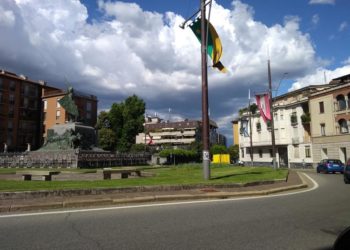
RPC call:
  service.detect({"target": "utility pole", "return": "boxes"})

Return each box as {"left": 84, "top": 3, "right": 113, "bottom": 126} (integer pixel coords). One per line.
{"left": 268, "top": 60, "right": 277, "bottom": 169}
{"left": 201, "top": 0, "right": 210, "bottom": 180}
{"left": 248, "top": 90, "right": 253, "bottom": 166}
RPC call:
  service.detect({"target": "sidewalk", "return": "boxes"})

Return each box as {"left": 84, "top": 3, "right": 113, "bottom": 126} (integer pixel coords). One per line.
{"left": 0, "top": 170, "right": 309, "bottom": 213}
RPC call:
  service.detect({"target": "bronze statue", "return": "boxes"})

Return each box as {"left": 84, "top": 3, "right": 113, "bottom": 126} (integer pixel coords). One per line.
{"left": 58, "top": 87, "right": 79, "bottom": 122}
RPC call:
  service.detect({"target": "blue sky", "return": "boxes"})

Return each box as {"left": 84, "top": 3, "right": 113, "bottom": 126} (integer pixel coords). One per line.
{"left": 0, "top": 0, "right": 349, "bottom": 144}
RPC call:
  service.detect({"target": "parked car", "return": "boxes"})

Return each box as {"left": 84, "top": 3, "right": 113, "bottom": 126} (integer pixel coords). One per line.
{"left": 344, "top": 159, "right": 350, "bottom": 184}
{"left": 316, "top": 159, "right": 344, "bottom": 174}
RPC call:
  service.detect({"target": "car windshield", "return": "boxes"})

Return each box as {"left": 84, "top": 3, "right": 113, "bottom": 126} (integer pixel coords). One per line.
{"left": 328, "top": 160, "right": 342, "bottom": 164}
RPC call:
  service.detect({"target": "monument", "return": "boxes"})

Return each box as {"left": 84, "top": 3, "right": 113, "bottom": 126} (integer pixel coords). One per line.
{"left": 0, "top": 87, "right": 151, "bottom": 168}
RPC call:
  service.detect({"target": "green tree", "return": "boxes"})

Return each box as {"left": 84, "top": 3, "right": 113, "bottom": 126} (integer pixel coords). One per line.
{"left": 228, "top": 144, "right": 239, "bottom": 161}
{"left": 210, "top": 144, "right": 228, "bottom": 155}
{"left": 98, "top": 128, "right": 117, "bottom": 150}
{"left": 96, "top": 111, "right": 110, "bottom": 129}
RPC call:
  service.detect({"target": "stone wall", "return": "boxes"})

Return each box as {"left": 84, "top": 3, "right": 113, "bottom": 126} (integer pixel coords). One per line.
{"left": 0, "top": 151, "right": 151, "bottom": 168}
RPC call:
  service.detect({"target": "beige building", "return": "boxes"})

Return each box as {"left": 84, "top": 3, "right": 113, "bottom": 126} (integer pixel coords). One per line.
{"left": 136, "top": 116, "right": 224, "bottom": 148}
{"left": 309, "top": 75, "right": 350, "bottom": 164}
{"left": 238, "top": 85, "right": 330, "bottom": 167}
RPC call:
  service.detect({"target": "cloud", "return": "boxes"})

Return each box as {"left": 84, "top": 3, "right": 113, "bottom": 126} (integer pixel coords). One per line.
{"left": 339, "top": 21, "right": 348, "bottom": 32}
{"left": 309, "top": 0, "right": 335, "bottom": 4}
{"left": 0, "top": 0, "right": 331, "bottom": 144}
{"left": 311, "top": 14, "right": 319, "bottom": 25}
{"left": 289, "top": 63, "right": 350, "bottom": 91}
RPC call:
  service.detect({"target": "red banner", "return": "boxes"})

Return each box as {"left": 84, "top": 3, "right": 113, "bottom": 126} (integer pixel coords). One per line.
{"left": 256, "top": 93, "right": 271, "bottom": 123}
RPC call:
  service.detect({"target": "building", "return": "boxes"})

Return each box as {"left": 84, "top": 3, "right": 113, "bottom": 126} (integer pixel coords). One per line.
{"left": 309, "top": 75, "right": 350, "bottom": 164}
{"left": 0, "top": 69, "right": 98, "bottom": 152}
{"left": 231, "top": 119, "right": 239, "bottom": 145}
{"left": 135, "top": 116, "right": 223, "bottom": 148}
{"left": 0, "top": 70, "right": 45, "bottom": 151}
{"left": 238, "top": 85, "right": 331, "bottom": 167}
{"left": 42, "top": 87, "right": 98, "bottom": 140}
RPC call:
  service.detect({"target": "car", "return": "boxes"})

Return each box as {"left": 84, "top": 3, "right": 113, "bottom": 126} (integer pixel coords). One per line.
{"left": 344, "top": 159, "right": 350, "bottom": 184}
{"left": 316, "top": 159, "right": 344, "bottom": 174}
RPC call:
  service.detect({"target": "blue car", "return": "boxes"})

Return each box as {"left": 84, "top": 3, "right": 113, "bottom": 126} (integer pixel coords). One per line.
{"left": 344, "top": 159, "right": 350, "bottom": 184}
{"left": 316, "top": 159, "right": 344, "bottom": 174}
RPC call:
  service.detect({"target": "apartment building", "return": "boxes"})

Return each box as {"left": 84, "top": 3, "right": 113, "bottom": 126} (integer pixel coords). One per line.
{"left": 135, "top": 116, "right": 223, "bottom": 148}
{"left": 238, "top": 85, "right": 330, "bottom": 167}
{"left": 309, "top": 75, "right": 350, "bottom": 164}
{"left": 0, "top": 70, "right": 45, "bottom": 151}
{"left": 42, "top": 87, "right": 98, "bottom": 139}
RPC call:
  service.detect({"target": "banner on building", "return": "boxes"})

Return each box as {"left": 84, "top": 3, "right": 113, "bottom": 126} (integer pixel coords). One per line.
{"left": 256, "top": 93, "right": 271, "bottom": 123}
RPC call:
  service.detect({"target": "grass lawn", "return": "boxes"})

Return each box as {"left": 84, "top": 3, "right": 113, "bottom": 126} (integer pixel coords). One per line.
{"left": 0, "top": 164, "right": 288, "bottom": 192}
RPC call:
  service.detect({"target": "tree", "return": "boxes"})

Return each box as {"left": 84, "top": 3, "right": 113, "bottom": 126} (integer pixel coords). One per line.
{"left": 96, "top": 111, "right": 110, "bottom": 129}
{"left": 109, "top": 95, "right": 145, "bottom": 152}
{"left": 98, "top": 128, "right": 117, "bottom": 151}
{"left": 228, "top": 145, "right": 239, "bottom": 161}
{"left": 210, "top": 144, "right": 228, "bottom": 155}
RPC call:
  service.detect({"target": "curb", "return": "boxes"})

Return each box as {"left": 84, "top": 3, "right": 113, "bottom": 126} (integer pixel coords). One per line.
{"left": 0, "top": 173, "right": 310, "bottom": 213}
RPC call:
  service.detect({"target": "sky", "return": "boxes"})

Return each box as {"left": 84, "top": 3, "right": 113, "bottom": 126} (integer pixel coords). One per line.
{"left": 0, "top": 0, "right": 349, "bottom": 145}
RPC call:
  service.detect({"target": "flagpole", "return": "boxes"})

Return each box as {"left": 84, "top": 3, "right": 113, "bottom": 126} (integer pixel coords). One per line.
{"left": 201, "top": 0, "right": 210, "bottom": 180}
{"left": 268, "top": 60, "right": 277, "bottom": 169}
{"left": 248, "top": 90, "right": 253, "bottom": 166}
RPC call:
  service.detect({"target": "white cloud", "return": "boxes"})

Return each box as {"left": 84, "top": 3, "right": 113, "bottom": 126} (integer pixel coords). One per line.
{"left": 0, "top": 0, "right": 339, "bottom": 143}
{"left": 312, "top": 14, "right": 319, "bottom": 25}
{"left": 309, "top": 0, "right": 335, "bottom": 4}
{"left": 339, "top": 21, "right": 348, "bottom": 32}
{"left": 289, "top": 64, "right": 350, "bottom": 91}
{"left": 0, "top": 5, "right": 15, "bottom": 27}
{"left": 342, "top": 57, "right": 350, "bottom": 65}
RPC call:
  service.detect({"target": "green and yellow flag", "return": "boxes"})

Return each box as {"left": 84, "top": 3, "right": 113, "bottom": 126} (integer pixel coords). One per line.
{"left": 190, "top": 18, "right": 227, "bottom": 73}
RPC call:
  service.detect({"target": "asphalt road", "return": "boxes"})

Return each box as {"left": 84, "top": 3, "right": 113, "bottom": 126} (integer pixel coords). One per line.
{"left": 0, "top": 172, "right": 349, "bottom": 250}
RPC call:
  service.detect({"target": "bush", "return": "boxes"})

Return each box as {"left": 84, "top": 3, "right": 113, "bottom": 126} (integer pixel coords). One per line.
{"left": 159, "top": 149, "right": 199, "bottom": 164}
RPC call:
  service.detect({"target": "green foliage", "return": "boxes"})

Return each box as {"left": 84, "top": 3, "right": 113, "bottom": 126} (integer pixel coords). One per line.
{"left": 239, "top": 103, "right": 258, "bottom": 115}
{"left": 228, "top": 145, "right": 239, "bottom": 160}
{"left": 159, "top": 149, "right": 199, "bottom": 164}
{"left": 96, "top": 111, "right": 110, "bottom": 129}
{"left": 130, "top": 143, "right": 147, "bottom": 153}
{"left": 210, "top": 144, "right": 228, "bottom": 155}
{"left": 98, "top": 128, "right": 117, "bottom": 151}
{"left": 301, "top": 113, "right": 311, "bottom": 124}
{"left": 97, "top": 95, "right": 146, "bottom": 152}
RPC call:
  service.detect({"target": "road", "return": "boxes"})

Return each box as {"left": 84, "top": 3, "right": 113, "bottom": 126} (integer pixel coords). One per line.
{"left": 0, "top": 172, "right": 349, "bottom": 250}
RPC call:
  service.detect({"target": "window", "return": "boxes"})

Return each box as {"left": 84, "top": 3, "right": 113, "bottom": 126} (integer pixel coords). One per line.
{"left": 57, "top": 98, "right": 61, "bottom": 108}
{"left": 320, "top": 123, "right": 326, "bottom": 136}
{"left": 241, "top": 148, "right": 244, "bottom": 158}
{"left": 259, "top": 149, "right": 263, "bottom": 158}
{"left": 9, "top": 81, "right": 16, "bottom": 91}
{"left": 294, "top": 145, "right": 299, "bottom": 158}
{"left": 269, "top": 149, "right": 273, "bottom": 157}
{"left": 86, "top": 112, "right": 91, "bottom": 120}
{"left": 43, "top": 100, "right": 47, "bottom": 110}
{"left": 9, "top": 94, "right": 15, "bottom": 104}
{"left": 305, "top": 146, "right": 311, "bottom": 158}
{"left": 339, "top": 119, "right": 349, "bottom": 133}
{"left": 319, "top": 101, "right": 324, "bottom": 113}
{"left": 280, "top": 110, "right": 284, "bottom": 120}
{"left": 86, "top": 101, "right": 92, "bottom": 111}
{"left": 56, "top": 110, "right": 60, "bottom": 120}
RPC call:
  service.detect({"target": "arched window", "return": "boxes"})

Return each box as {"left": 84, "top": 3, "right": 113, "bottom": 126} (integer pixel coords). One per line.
{"left": 336, "top": 95, "right": 346, "bottom": 111}
{"left": 338, "top": 119, "right": 349, "bottom": 133}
